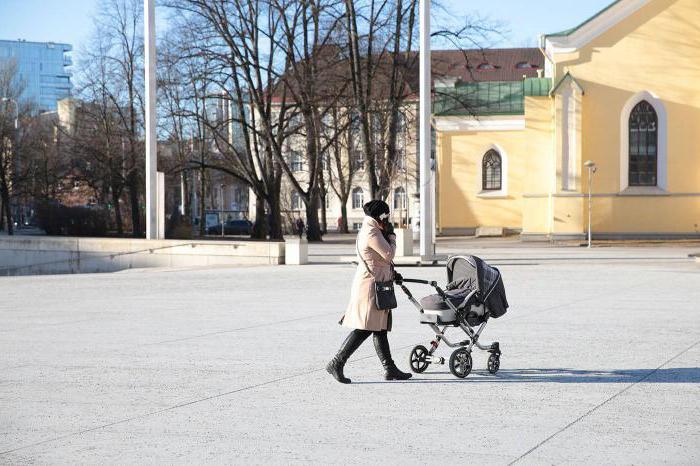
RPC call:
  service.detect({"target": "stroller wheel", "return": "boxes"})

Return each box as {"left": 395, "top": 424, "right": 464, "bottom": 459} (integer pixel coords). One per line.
{"left": 487, "top": 353, "right": 500, "bottom": 374}
{"left": 449, "top": 348, "right": 472, "bottom": 378}
{"left": 409, "top": 345, "right": 430, "bottom": 373}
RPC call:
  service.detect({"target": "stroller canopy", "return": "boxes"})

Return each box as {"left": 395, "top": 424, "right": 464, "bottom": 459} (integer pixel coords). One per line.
{"left": 446, "top": 255, "right": 509, "bottom": 318}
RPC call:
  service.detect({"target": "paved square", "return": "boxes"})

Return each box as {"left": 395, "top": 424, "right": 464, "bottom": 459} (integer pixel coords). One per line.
{"left": 1, "top": 245, "right": 699, "bottom": 464}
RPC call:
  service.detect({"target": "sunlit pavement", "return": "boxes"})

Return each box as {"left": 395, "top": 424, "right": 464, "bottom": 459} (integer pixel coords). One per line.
{"left": 1, "top": 246, "right": 699, "bottom": 464}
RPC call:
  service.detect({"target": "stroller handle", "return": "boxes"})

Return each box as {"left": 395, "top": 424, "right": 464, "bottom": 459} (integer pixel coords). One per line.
{"left": 397, "top": 278, "right": 447, "bottom": 300}
{"left": 400, "top": 278, "right": 435, "bottom": 286}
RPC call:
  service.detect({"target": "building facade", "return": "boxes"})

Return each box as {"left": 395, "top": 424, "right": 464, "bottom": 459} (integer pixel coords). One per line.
{"left": 436, "top": 0, "right": 700, "bottom": 239}
{"left": 0, "top": 39, "right": 72, "bottom": 112}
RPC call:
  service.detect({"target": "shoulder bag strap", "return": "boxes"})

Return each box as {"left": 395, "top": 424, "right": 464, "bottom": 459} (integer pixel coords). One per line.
{"left": 356, "top": 237, "right": 374, "bottom": 277}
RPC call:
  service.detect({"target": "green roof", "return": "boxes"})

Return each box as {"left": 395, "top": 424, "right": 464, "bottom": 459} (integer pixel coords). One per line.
{"left": 545, "top": 0, "right": 621, "bottom": 37}
{"left": 433, "top": 78, "right": 551, "bottom": 117}
{"left": 524, "top": 78, "right": 551, "bottom": 96}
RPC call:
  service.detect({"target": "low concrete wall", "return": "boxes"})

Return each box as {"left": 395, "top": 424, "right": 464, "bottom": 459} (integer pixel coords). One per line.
{"left": 0, "top": 236, "right": 285, "bottom": 276}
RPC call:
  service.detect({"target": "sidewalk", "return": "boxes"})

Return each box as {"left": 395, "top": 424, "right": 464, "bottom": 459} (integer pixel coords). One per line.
{"left": 1, "top": 256, "right": 699, "bottom": 463}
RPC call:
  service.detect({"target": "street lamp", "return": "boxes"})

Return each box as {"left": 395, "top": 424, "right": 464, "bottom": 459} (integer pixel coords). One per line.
{"left": 220, "top": 183, "right": 226, "bottom": 238}
{"left": 584, "top": 160, "right": 597, "bottom": 248}
{"left": 1, "top": 97, "right": 18, "bottom": 129}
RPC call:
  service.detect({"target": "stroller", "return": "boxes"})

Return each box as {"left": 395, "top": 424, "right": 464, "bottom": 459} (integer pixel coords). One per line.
{"left": 396, "top": 255, "right": 509, "bottom": 378}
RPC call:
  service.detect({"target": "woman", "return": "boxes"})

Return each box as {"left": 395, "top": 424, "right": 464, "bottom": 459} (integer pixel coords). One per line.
{"left": 326, "top": 200, "right": 412, "bottom": 384}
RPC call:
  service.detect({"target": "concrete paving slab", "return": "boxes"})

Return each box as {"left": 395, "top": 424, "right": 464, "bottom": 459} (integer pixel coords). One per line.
{"left": 0, "top": 250, "right": 698, "bottom": 464}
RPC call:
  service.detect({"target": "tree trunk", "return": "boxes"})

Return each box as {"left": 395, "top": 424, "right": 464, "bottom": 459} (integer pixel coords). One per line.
{"left": 304, "top": 188, "right": 322, "bottom": 242}
{"left": 0, "top": 183, "right": 13, "bottom": 235}
{"left": 112, "top": 187, "right": 123, "bottom": 236}
{"left": 127, "top": 171, "right": 141, "bottom": 238}
{"left": 339, "top": 202, "right": 349, "bottom": 234}
{"left": 252, "top": 195, "right": 267, "bottom": 239}
{"left": 198, "top": 167, "right": 206, "bottom": 236}
{"left": 267, "top": 190, "right": 283, "bottom": 241}
{"left": 320, "top": 195, "right": 327, "bottom": 234}
{"left": 0, "top": 196, "right": 4, "bottom": 231}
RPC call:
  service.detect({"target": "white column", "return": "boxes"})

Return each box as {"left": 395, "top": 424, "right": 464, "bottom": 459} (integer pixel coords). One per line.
{"left": 157, "top": 171, "right": 165, "bottom": 239}
{"left": 419, "top": 0, "right": 434, "bottom": 260}
{"left": 144, "top": 0, "right": 160, "bottom": 239}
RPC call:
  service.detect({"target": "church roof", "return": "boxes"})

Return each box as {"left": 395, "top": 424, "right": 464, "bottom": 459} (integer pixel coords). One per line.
{"left": 545, "top": 0, "right": 623, "bottom": 37}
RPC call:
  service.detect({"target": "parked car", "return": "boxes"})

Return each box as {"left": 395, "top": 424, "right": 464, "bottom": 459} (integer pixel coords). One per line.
{"left": 207, "top": 219, "right": 253, "bottom": 236}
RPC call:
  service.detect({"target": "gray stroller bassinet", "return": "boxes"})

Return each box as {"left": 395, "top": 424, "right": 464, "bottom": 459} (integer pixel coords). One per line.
{"left": 396, "top": 255, "right": 509, "bottom": 378}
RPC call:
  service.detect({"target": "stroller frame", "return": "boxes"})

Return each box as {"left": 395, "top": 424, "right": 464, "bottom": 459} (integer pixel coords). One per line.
{"left": 396, "top": 277, "right": 501, "bottom": 378}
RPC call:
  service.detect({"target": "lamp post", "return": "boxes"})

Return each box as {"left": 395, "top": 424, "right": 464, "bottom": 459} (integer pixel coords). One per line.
{"left": 584, "top": 160, "right": 597, "bottom": 248}
{"left": 418, "top": 0, "right": 434, "bottom": 260}
{"left": 144, "top": 0, "right": 159, "bottom": 239}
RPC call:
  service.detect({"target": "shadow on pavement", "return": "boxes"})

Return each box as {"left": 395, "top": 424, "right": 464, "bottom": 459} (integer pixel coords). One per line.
{"left": 351, "top": 367, "right": 700, "bottom": 384}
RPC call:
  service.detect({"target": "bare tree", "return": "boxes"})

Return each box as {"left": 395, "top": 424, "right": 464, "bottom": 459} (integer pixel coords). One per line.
{"left": 85, "top": 0, "right": 145, "bottom": 236}
{"left": 0, "top": 59, "right": 27, "bottom": 234}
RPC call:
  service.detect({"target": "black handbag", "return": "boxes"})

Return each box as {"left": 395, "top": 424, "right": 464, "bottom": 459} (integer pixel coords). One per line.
{"left": 356, "top": 240, "right": 397, "bottom": 310}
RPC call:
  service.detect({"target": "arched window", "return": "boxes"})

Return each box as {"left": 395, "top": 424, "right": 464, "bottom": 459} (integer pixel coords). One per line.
{"left": 351, "top": 187, "right": 364, "bottom": 209}
{"left": 393, "top": 187, "right": 406, "bottom": 210}
{"left": 628, "top": 100, "right": 658, "bottom": 186}
{"left": 482, "top": 150, "right": 502, "bottom": 191}
{"left": 291, "top": 191, "right": 302, "bottom": 210}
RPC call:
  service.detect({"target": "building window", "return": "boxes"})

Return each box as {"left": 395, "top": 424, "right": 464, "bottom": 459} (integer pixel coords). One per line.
{"left": 393, "top": 187, "right": 406, "bottom": 210}
{"left": 352, "top": 222, "right": 363, "bottom": 231}
{"left": 482, "top": 150, "right": 502, "bottom": 191}
{"left": 291, "top": 191, "right": 302, "bottom": 210}
{"left": 350, "top": 111, "right": 361, "bottom": 136}
{"left": 477, "top": 63, "right": 496, "bottom": 70}
{"left": 352, "top": 149, "right": 364, "bottom": 170}
{"left": 628, "top": 100, "right": 658, "bottom": 187}
{"left": 291, "top": 151, "right": 303, "bottom": 171}
{"left": 396, "top": 111, "right": 407, "bottom": 133}
{"left": 515, "top": 62, "right": 537, "bottom": 69}
{"left": 395, "top": 148, "right": 405, "bottom": 171}
{"left": 352, "top": 187, "right": 364, "bottom": 209}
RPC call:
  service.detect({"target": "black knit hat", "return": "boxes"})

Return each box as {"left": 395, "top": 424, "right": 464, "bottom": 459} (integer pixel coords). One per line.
{"left": 363, "top": 200, "right": 390, "bottom": 220}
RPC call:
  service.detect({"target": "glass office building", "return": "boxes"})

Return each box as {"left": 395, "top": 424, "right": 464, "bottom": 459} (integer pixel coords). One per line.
{"left": 0, "top": 39, "right": 72, "bottom": 112}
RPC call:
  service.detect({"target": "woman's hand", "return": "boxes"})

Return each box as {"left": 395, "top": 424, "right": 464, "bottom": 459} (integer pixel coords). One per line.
{"left": 384, "top": 221, "right": 395, "bottom": 237}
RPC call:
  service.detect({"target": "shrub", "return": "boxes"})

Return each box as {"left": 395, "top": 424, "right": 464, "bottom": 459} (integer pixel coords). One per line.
{"left": 36, "top": 202, "right": 109, "bottom": 237}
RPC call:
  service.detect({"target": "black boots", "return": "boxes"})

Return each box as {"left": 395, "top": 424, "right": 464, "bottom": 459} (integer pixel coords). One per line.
{"left": 373, "top": 331, "right": 412, "bottom": 381}
{"left": 328, "top": 329, "right": 412, "bottom": 383}
{"left": 326, "top": 329, "right": 371, "bottom": 384}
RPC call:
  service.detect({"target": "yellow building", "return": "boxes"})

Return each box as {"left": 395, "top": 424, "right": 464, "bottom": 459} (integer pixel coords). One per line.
{"left": 436, "top": 0, "right": 700, "bottom": 239}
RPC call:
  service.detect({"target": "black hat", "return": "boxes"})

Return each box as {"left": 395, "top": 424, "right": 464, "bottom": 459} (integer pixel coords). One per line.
{"left": 363, "top": 200, "right": 390, "bottom": 220}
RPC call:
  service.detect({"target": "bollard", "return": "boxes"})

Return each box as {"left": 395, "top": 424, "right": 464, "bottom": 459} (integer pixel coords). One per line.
{"left": 285, "top": 237, "right": 308, "bottom": 265}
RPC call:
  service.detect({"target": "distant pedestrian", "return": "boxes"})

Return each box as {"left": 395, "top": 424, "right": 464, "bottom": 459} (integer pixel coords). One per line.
{"left": 337, "top": 216, "right": 343, "bottom": 232}
{"left": 295, "top": 217, "right": 305, "bottom": 239}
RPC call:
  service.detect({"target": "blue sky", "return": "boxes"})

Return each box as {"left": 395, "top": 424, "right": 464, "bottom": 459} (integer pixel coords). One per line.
{"left": 0, "top": 0, "right": 613, "bottom": 52}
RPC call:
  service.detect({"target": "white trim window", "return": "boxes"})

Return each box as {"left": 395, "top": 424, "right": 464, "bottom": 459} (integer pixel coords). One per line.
{"left": 352, "top": 148, "right": 364, "bottom": 171}
{"left": 291, "top": 151, "right": 303, "bottom": 172}
{"left": 291, "top": 191, "right": 302, "bottom": 210}
{"left": 393, "top": 186, "right": 406, "bottom": 209}
{"left": 395, "top": 147, "right": 405, "bottom": 171}
{"left": 620, "top": 91, "right": 667, "bottom": 193}
{"left": 351, "top": 187, "right": 364, "bottom": 209}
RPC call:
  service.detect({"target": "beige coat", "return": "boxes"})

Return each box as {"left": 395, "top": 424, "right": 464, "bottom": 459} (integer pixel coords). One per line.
{"left": 341, "top": 216, "right": 396, "bottom": 331}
